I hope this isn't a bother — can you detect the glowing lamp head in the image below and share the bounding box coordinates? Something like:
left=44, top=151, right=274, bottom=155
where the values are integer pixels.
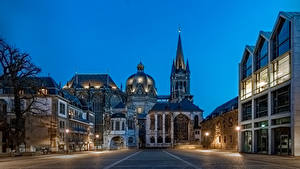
left=96, top=134, right=99, bottom=138
left=236, top=126, right=241, bottom=131
left=65, top=129, right=70, bottom=133
left=205, top=132, right=209, bottom=136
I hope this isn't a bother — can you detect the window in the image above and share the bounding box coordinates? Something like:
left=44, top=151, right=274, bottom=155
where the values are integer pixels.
left=150, top=136, right=155, bottom=143
left=38, top=88, right=48, bottom=95
left=255, top=68, right=268, bottom=93
left=270, top=55, right=290, bottom=87
left=254, top=121, right=268, bottom=128
left=59, top=121, right=65, bottom=129
left=230, top=135, right=233, bottom=143
left=255, top=95, right=268, bottom=118
left=157, top=136, right=163, bottom=143
left=273, top=19, right=290, bottom=59
left=224, top=136, right=227, bottom=143
left=111, top=120, right=114, bottom=130
left=272, top=117, right=291, bottom=125
left=115, top=121, right=120, bottom=130
left=165, top=114, right=171, bottom=132
left=59, top=102, right=66, bottom=115
left=242, top=123, right=252, bottom=129
left=272, top=85, right=290, bottom=114
left=228, top=118, right=233, bottom=127
left=194, top=115, right=199, bottom=128
left=150, top=114, right=155, bottom=130
left=122, top=122, right=125, bottom=130
left=242, top=101, right=252, bottom=121
left=243, top=53, right=252, bottom=79
left=241, top=78, right=252, bottom=100
left=137, top=107, right=143, bottom=114
left=157, top=114, right=162, bottom=130
left=256, top=39, right=268, bottom=70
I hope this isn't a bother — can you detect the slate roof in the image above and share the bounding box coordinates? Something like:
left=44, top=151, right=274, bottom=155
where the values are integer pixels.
left=60, top=89, right=83, bottom=107
left=150, top=99, right=203, bottom=112
left=28, top=77, right=59, bottom=88
left=66, top=74, right=118, bottom=89
left=204, top=97, right=238, bottom=120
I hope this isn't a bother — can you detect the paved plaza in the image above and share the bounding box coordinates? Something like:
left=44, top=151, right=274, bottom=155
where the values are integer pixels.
left=0, top=149, right=300, bottom=169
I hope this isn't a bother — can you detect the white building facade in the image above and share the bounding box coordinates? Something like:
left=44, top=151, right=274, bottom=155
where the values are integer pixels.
left=238, top=12, right=300, bottom=156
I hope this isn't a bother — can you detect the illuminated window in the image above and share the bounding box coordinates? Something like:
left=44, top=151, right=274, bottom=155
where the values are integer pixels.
left=137, top=107, right=143, bottom=114
left=241, top=78, right=252, bottom=100
left=270, top=54, right=290, bottom=87
left=38, top=88, right=48, bottom=95
left=255, top=68, right=268, bottom=93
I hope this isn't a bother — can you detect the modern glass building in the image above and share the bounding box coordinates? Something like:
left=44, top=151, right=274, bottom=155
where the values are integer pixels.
left=238, top=12, right=300, bottom=156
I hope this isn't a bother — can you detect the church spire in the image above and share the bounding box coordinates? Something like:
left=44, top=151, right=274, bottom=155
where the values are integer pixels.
left=186, top=58, right=190, bottom=73
left=171, top=59, right=175, bottom=74
left=175, top=28, right=185, bottom=70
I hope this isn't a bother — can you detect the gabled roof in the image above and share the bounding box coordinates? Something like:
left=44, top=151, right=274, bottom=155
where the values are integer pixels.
left=253, top=31, right=271, bottom=55
left=240, top=45, right=255, bottom=64
left=30, top=77, right=59, bottom=89
left=150, top=98, right=203, bottom=112
left=270, top=12, right=300, bottom=39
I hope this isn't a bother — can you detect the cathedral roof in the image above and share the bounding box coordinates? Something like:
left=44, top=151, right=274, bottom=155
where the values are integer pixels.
left=150, top=99, right=203, bottom=112
left=64, top=74, right=118, bottom=89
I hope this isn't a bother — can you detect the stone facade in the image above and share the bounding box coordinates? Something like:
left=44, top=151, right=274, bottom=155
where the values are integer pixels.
left=201, top=98, right=238, bottom=150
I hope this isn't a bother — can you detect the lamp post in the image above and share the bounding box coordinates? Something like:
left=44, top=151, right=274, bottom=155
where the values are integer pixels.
left=65, top=129, right=70, bottom=153
left=204, top=132, right=209, bottom=148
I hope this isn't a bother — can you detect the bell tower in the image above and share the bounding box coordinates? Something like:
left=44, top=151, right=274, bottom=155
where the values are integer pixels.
left=170, top=29, right=192, bottom=102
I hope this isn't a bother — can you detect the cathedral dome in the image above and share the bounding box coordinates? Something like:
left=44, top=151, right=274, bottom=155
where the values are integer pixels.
left=126, top=62, right=157, bottom=97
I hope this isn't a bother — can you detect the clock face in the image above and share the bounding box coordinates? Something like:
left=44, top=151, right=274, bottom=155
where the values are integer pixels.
left=110, top=95, right=121, bottom=107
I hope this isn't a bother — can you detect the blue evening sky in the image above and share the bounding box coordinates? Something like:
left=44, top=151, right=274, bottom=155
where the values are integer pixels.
left=0, top=0, right=299, bottom=117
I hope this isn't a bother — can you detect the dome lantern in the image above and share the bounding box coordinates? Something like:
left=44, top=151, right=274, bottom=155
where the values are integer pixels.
left=137, top=62, right=144, bottom=72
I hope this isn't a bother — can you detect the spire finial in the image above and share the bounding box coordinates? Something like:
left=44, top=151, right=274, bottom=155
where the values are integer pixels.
left=178, top=25, right=182, bottom=33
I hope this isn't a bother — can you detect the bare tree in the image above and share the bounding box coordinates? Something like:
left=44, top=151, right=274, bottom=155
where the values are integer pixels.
left=0, top=38, right=45, bottom=153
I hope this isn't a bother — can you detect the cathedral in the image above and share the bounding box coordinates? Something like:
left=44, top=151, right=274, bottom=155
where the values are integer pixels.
left=63, top=32, right=203, bottom=149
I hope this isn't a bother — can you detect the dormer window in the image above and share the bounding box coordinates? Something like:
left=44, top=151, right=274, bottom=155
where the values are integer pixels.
left=38, top=88, right=48, bottom=95
left=273, top=18, right=290, bottom=59
left=242, top=52, right=252, bottom=79
left=255, top=39, right=268, bottom=70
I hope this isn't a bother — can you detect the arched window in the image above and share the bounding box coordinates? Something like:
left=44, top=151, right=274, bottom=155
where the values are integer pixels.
left=150, top=114, right=155, bottom=130
left=194, top=115, right=199, bottom=128
left=122, top=121, right=125, bottom=130
left=150, top=136, right=155, bottom=143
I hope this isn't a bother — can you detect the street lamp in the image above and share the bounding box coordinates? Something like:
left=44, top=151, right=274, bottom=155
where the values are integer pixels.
left=235, top=126, right=241, bottom=131
left=96, top=134, right=99, bottom=138
left=205, top=132, right=209, bottom=136
left=65, top=129, right=70, bottom=153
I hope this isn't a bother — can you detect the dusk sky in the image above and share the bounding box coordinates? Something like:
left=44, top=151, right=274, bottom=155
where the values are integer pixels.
left=0, top=0, right=299, bottom=117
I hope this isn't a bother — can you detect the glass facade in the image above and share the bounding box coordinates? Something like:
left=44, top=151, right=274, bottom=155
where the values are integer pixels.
left=273, top=19, right=290, bottom=59
left=242, top=101, right=252, bottom=121
left=243, top=53, right=252, bottom=79
left=255, top=39, right=268, bottom=70
left=272, top=85, right=290, bottom=115
left=242, top=131, right=252, bottom=153
left=241, top=78, right=252, bottom=100
left=270, top=55, right=290, bottom=87
left=255, top=68, right=268, bottom=93
left=255, top=129, right=268, bottom=153
left=255, top=95, right=268, bottom=118
left=274, top=127, right=291, bottom=155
